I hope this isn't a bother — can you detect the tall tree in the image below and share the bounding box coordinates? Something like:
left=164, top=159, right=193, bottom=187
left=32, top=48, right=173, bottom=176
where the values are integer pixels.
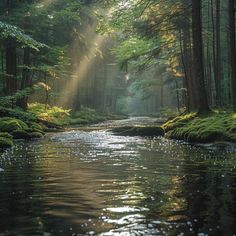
left=229, top=0, right=236, bottom=110
left=191, top=0, right=210, bottom=113
left=215, top=0, right=222, bottom=107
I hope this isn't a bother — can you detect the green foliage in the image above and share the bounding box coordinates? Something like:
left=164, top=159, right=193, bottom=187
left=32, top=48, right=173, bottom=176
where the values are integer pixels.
left=0, top=106, right=37, bottom=121
left=28, top=102, right=71, bottom=125
left=0, top=21, right=46, bottom=50
left=111, top=37, right=158, bottom=66
left=0, top=88, right=33, bottom=108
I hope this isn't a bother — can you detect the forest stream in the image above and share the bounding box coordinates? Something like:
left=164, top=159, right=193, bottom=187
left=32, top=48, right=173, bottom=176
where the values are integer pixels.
left=0, top=117, right=236, bottom=236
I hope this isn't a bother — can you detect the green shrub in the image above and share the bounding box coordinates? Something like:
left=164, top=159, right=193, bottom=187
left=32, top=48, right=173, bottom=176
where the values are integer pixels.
left=0, top=106, right=36, bottom=121
left=28, top=102, right=71, bottom=125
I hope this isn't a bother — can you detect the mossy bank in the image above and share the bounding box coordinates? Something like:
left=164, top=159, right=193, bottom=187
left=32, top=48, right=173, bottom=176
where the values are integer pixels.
left=0, top=117, right=45, bottom=149
left=0, top=103, right=127, bottom=149
left=162, top=112, right=236, bottom=143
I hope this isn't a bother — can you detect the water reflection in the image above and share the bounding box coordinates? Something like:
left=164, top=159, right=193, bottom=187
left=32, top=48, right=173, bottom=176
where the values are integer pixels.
left=0, top=120, right=236, bottom=235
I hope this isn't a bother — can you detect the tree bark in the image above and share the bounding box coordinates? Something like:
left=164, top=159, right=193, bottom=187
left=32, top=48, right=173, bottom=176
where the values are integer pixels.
left=229, top=0, right=236, bottom=110
left=215, top=0, right=222, bottom=107
left=16, top=47, right=31, bottom=110
left=5, top=38, right=17, bottom=95
left=191, top=0, right=210, bottom=114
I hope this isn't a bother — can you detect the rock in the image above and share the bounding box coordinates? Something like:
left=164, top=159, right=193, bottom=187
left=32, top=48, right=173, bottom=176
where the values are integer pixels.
left=112, top=126, right=164, bottom=137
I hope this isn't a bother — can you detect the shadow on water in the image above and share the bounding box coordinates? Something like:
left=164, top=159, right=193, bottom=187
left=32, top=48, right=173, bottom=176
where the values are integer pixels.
left=0, top=117, right=236, bottom=235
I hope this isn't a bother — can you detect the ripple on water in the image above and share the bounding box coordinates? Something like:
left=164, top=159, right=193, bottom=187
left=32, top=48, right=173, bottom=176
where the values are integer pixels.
left=1, top=118, right=236, bottom=236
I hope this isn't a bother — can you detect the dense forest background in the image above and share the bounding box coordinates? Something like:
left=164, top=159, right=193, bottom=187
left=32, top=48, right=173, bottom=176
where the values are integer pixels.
left=0, top=0, right=235, bottom=115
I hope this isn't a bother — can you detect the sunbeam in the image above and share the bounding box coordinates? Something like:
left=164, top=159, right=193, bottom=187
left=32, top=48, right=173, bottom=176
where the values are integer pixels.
left=59, top=28, right=108, bottom=108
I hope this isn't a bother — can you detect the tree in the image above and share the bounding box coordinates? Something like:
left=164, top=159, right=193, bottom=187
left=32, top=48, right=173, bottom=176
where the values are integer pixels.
left=229, top=0, right=236, bottom=110
left=191, top=0, right=210, bottom=113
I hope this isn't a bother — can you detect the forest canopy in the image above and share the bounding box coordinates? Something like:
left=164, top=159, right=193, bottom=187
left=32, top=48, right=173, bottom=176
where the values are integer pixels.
left=0, top=0, right=235, bottom=115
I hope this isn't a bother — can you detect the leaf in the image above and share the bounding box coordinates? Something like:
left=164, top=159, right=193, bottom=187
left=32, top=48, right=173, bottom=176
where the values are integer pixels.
left=0, top=21, right=47, bottom=50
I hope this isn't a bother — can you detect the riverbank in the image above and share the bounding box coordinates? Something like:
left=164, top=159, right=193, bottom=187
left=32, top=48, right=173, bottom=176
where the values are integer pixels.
left=162, top=112, right=236, bottom=143
left=0, top=103, right=127, bottom=149
left=111, top=112, right=236, bottom=144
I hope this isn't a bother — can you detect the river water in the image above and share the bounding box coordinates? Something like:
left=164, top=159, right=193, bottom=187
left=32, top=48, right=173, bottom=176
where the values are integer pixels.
left=0, top=117, right=236, bottom=236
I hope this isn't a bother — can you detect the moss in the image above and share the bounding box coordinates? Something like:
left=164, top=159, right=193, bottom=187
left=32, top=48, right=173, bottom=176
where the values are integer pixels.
left=0, top=132, right=13, bottom=139
left=0, top=117, right=28, bottom=132
left=0, top=106, right=37, bottom=121
left=24, top=128, right=45, bottom=135
left=112, top=126, right=164, bottom=137
left=162, top=113, right=197, bottom=132
left=11, top=128, right=44, bottom=139
left=27, top=121, right=44, bottom=131
left=163, top=112, right=236, bottom=143
left=30, top=132, right=43, bottom=139
left=0, top=137, right=13, bottom=148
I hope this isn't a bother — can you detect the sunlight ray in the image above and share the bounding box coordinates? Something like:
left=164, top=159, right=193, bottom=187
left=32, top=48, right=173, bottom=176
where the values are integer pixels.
left=59, top=33, right=107, bottom=108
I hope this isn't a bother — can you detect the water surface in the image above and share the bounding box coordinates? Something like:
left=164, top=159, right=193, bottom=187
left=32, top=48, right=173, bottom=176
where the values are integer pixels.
left=0, top=118, right=236, bottom=236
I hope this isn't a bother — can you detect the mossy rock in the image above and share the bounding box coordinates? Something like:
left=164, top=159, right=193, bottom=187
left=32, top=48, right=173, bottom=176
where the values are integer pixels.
left=162, top=113, right=197, bottom=132
left=24, top=128, right=45, bottom=135
left=0, top=132, right=13, bottom=139
left=27, top=121, right=44, bottom=131
left=0, top=136, right=13, bottom=148
left=0, top=117, right=28, bottom=132
left=29, top=132, right=43, bottom=139
left=11, top=129, right=44, bottom=140
left=112, top=126, right=164, bottom=137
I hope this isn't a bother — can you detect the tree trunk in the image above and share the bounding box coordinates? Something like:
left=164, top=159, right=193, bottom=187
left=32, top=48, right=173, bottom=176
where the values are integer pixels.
left=16, top=47, right=31, bottom=110
left=191, top=0, right=210, bottom=114
left=215, top=0, right=222, bottom=107
left=229, top=0, right=236, bottom=111
left=5, top=38, right=17, bottom=96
